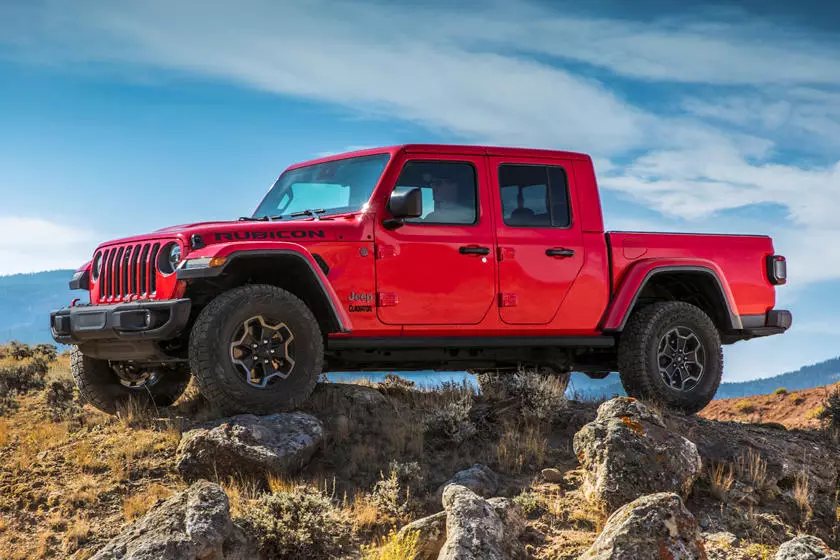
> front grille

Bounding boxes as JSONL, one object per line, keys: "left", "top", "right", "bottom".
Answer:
{"left": 96, "top": 242, "right": 161, "bottom": 301}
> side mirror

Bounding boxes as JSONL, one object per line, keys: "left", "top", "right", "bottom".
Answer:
{"left": 384, "top": 188, "right": 422, "bottom": 229}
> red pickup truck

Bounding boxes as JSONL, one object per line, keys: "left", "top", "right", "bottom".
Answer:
{"left": 51, "top": 144, "right": 791, "bottom": 415}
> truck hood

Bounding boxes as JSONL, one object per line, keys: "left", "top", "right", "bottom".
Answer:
{"left": 94, "top": 212, "right": 369, "bottom": 251}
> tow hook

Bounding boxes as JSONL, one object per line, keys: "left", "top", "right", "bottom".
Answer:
{"left": 70, "top": 298, "right": 80, "bottom": 307}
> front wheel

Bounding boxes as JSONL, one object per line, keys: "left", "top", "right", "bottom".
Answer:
{"left": 617, "top": 301, "right": 723, "bottom": 414}
{"left": 70, "top": 347, "right": 191, "bottom": 414}
{"left": 189, "top": 284, "right": 323, "bottom": 415}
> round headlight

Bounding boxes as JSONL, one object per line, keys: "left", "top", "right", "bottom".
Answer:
{"left": 92, "top": 253, "right": 103, "bottom": 280}
{"left": 158, "top": 243, "right": 182, "bottom": 275}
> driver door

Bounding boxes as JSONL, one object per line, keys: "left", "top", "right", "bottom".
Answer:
{"left": 374, "top": 155, "right": 496, "bottom": 325}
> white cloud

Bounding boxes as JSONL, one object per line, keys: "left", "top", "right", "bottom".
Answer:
{"left": 0, "top": 217, "right": 98, "bottom": 275}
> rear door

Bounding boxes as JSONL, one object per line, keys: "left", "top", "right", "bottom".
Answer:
{"left": 374, "top": 154, "right": 496, "bottom": 325}
{"left": 489, "top": 157, "right": 584, "bottom": 324}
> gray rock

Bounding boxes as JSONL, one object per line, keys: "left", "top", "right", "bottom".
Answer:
{"left": 580, "top": 492, "right": 705, "bottom": 560}
{"left": 438, "top": 485, "right": 525, "bottom": 560}
{"left": 436, "top": 464, "right": 499, "bottom": 499}
{"left": 776, "top": 536, "right": 840, "bottom": 560}
{"left": 91, "top": 480, "right": 259, "bottom": 560}
{"left": 573, "top": 397, "right": 702, "bottom": 512}
{"left": 397, "top": 511, "right": 447, "bottom": 560}
{"left": 541, "top": 467, "right": 564, "bottom": 483}
{"left": 176, "top": 412, "right": 323, "bottom": 482}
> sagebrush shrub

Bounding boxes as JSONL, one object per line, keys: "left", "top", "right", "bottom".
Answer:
{"left": 423, "top": 398, "right": 477, "bottom": 444}
{"left": 45, "top": 378, "right": 79, "bottom": 420}
{"left": 818, "top": 387, "right": 840, "bottom": 434}
{"left": 241, "top": 485, "right": 353, "bottom": 558}
{"left": 370, "top": 460, "right": 423, "bottom": 520}
{"left": 0, "top": 358, "right": 48, "bottom": 394}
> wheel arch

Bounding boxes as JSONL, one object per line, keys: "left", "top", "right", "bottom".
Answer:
{"left": 602, "top": 262, "right": 742, "bottom": 333}
{"left": 179, "top": 249, "right": 352, "bottom": 335}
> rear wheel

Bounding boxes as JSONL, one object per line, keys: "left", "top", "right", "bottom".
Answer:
{"left": 70, "top": 347, "right": 191, "bottom": 414}
{"left": 617, "top": 301, "right": 723, "bottom": 414}
{"left": 189, "top": 284, "right": 323, "bottom": 415}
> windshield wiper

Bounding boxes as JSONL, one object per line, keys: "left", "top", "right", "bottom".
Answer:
{"left": 238, "top": 216, "right": 269, "bottom": 221}
{"left": 288, "top": 209, "right": 326, "bottom": 220}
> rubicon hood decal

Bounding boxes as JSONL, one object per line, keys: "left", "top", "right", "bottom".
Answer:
{"left": 213, "top": 229, "right": 326, "bottom": 241}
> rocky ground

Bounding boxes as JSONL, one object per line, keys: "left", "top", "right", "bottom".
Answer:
{"left": 2, "top": 342, "right": 840, "bottom": 559}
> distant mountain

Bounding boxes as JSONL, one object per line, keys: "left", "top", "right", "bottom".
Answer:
{"left": 0, "top": 269, "right": 82, "bottom": 345}
{"left": 2, "top": 270, "right": 839, "bottom": 402}
{"left": 566, "top": 356, "right": 840, "bottom": 401}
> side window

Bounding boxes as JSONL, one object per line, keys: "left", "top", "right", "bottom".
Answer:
{"left": 392, "top": 161, "right": 478, "bottom": 225}
{"left": 498, "top": 164, "right": 571, "bottom": 228}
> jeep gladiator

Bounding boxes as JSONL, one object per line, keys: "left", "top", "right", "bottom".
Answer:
{"left": 50, "top": 144, "right": 792, "bottom": 414}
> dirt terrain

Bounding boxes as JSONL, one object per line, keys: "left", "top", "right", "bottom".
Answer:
{"left": 2, "top": 343, "right": 840, "bottom": 559}
{"left": 701, "top": 383, "right": 839, "bottom": 430}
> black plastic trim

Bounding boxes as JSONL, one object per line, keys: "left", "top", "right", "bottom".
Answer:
{"left": 69, "top": 269, "right": 90, "bottom": 291}
{"left": 610, "top": 265, "right": 742, "bottom": 332}
{"left": 176, "top": 250, "right": 348, "bottom": 332}
{"left": 50, "top": 299, "right": 191, "bottom": 345}
{"left": 328, "top": 335, "right": 615, "bottom": 350}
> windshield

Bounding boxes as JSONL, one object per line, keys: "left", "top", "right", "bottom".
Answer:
{"left": 253, "top": 153, "right": 391, "bottom": 219}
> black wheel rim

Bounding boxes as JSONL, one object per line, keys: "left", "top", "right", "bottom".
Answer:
{"left": 229, "top": 315, "right": 295, "bottom": 388}
{"left": 657, "top": 326, "right": 705, "bottom": 392}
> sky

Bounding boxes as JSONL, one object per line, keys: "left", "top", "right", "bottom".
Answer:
{"left": 0, "top": 0, "right": 839, "bottom": 381}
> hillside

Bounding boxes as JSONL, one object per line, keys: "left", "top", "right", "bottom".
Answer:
{"left": 0, "top": 270, "right": 81, "bottom": 345}
{"left": 3, "top": 344, "right": 840, "bottom": 559}
{"left": 701, "top": 382, "right": 840, "bottom": 430}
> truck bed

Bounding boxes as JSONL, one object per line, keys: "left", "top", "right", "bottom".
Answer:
{"left": 606, "top": 231, "right": 776, "bottom": 317}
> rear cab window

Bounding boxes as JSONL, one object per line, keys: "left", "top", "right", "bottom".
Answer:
{"left": 498, "top": 164, "right": 571, "bottom": 228}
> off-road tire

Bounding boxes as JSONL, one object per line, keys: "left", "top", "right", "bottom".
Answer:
{"left": 70, "top": 347, "right": 191, "bottom": 414}
{"left": 189, "top": 284, "right": 323, "bottom": 415}
{"left": 474, "top": 368, "right": 571, "bottom": 400}
{"left": 618, "top": 301, "right": 723, "bottom": 415}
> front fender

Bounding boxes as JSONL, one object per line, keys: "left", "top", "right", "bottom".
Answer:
{"left": 176, "top": 241, "right": 352, "bottom": 333}
{"left": 600, "top": 258, "right": 741, "bottom": 331}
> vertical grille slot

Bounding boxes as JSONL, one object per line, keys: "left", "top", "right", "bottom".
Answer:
{"left": 97, "top": 250, "right": 107, "bottom": 300}
{"left": 149, "top": 243, "right": 160, "bottom": 295}
{"left": 129, "top": 245, "right": 139, "bottom": 296}
{"left": 106, "top": 249, "right": 117, "bottom": 299}
{"left": 139, "top": 244, "right": 150, "bottom": 296}
{"left": 114, "top": 247, "right": 125, "bottom": 299}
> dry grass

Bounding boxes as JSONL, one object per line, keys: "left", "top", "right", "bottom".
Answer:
{"left": 0, "top": 420, "right": 8, "bottom": 448}
{"left": 710, "top": 462, "right": 735, "bottom": 500}
{"left": 794, "top": 470, "right": 812, "bottom": 524}
{"left": 734, "top": 400, "right": 756, "bottom": 415}
{"left": 496, "top": 422, "right": 549, "bottom": 473}
{"left": 347, "top": 493, "right": 382, "bottom": 532}
{"left": 361, "top": 528, "right": 419, "bottom": 560}
{"left": 63, "top": 517, "right": 92, "bottom": 554}
{"left": 735, "top": 448, "right": 768, "bottom": 491}
{"left": 123, "top": 483, "right": 173, "bottom": 521}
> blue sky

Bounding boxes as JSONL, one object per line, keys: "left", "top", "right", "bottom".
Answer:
{"left": 1, "top": 0, "right": 839, "bottom": 381}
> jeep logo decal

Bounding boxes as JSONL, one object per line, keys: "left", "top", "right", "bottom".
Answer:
{"left": 214, "top": 230, "right": 326, "bottom": 241}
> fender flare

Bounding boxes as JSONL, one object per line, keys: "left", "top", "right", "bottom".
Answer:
{"left": 601, "top": 259, "right": 742, "bottom": 332}
{"left": 176, "top": 243, "right": 352, "bottom": 333}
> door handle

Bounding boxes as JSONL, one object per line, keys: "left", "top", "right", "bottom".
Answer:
{"left": 459, "top": 246, "right": 490, "bottom": 256}
{"left": 546, "top": 248, "right": 575, "bottom": 257}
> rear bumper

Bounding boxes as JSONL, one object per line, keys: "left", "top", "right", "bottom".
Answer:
{"left": 50, "top": 299, "right": 191, "bottom": 345}
{"left": 737, "top": 309, "right": 792, "bottom": 339}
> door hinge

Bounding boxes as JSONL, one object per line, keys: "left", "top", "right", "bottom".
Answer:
{"left": 375, "top": 245, "right": 399, "bottom": 259}
{"left": 499, "top": 292, "right": 518, "bottom": 307}
{"left": 378, "top": 292, "right": 399, "bottom": 307}
{"left": 498, "top": 247, "right": 516, "bottom": 261}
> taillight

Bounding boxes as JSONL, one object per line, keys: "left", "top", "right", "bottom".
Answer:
{"left": 767, "top": 255, "right": 787, "bottom": 285}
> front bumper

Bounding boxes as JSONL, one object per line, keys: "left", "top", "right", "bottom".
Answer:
{"left": 50, "top": 299, "right": 191, "bottom": 345}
